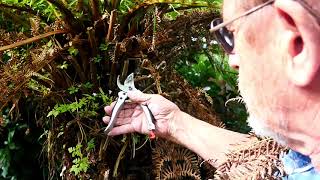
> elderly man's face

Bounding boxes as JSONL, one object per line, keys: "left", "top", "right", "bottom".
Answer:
{"left": 222, "top": 0, "right": 320, "bottom": 170}
{"left": 222, "top": 1, "right": 290, "bottom": 144}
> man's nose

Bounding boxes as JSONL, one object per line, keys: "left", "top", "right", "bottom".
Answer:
{"left": 228, "top": 54, "right": 240, "bottom": 70}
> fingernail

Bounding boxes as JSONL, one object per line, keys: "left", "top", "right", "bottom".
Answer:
{"left": 102, "top": 117, "right": 107, "bottom": 122}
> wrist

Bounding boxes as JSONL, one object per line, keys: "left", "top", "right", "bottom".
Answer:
{"left": 167, "top": 110, "right": 189, "bottom": 143}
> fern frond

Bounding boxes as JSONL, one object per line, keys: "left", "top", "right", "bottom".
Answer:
{"left": 152, "top": 139, "right": 201, "bottom": 180}
{"left": 143, "top": 0, "right": 220, "bottom": 8}
{"left": 25, "top": 71, "right": 54, "bottom": 83}
{"left": 215, "top": 136, "right": 287, "bottom": 179}
{"left": 225, "top": 96, "right": 245, "bottom": 106}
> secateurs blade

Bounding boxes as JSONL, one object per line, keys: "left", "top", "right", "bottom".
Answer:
{"left": 104, "top": 73, "right": 156, "bottom": 139}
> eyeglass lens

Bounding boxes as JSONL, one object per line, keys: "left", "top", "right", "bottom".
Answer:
{"left": 211, "top": 19, "right": 234, "bottom": 54}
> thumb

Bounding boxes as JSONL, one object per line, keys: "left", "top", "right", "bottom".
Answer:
{"left": 127, "top": 90, "right": 152, "bottom": 105}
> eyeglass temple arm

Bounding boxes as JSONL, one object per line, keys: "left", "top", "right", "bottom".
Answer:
{"left": 210, "top": 0, "right": 275, "bottom": 32}
{"left": 210, "top": 0, "right": 320, "bottom": 32}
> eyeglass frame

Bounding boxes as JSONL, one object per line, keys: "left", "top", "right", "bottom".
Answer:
{"left": 210, "top": 0, "right": 320, "bottom": 32}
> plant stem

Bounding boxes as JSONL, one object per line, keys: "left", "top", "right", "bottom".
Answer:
{"left": 113, "top": 139, "right": 128, "bottom": 177}
{"left": 87, "top": 27, "right": 98, "bottom": 89}
{"left": 106, "top": 10, "right": 117, "bottom": 42}
{"left": 89, "top": 0, "right": 101, "bottom": 21}
{"left": 0, "top": 30, "right": 68, "bottom": 52}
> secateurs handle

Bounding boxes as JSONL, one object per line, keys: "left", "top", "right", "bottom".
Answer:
{"left": 104, "top": 91, "right": 128, "bottom": 134}
{"left": 141, "top": 105, "right": 156, "bottom": 139}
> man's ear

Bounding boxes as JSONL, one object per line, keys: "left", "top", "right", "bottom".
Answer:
{"left": 274, "top": 0, "right": 320, "bottom": 86}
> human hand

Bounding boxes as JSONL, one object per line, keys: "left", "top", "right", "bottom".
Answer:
{"left": 102, "top": 90, "right": 181, "bottom": 138}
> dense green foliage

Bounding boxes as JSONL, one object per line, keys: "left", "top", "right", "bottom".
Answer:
{"left": 176, "top": 45, "right": 250, "bottom": 132}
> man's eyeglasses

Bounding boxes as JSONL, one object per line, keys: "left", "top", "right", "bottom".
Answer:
{"left": 210, "top": 0, "right": 320, "bottom": 54}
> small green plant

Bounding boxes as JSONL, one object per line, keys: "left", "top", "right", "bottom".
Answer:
{"left": 86, "top": 138, "right": 95, "bottom": 152}
{"left": 99, "top": 43, "right": 109, "bottom": 51}
{"left": 93, "top": 55, "right": 102, "bottom": 63}
{"left": 68, "top": 86, "right": 80, "bottom": 95}
{"left": 47, "top": 88, "right": 112, "bottom": 118}
{"left": 68, "top": 146, "right": 86, "bottom": 175}
{"left": 68, "top": 47, "right": 79, "bottom": 56}
{"left": 28, "top": 78, "right": 51, "bottom": 95}
{"left": 67, "top": 139, "right": 95, "bottom": 176}
{"left": 47, "top": 97, "right": 88, "bottom": 118}
{"left": 82, "top": 82, "right": 93, "bottom": 89}
{"left": 57, "top": 61, "right": 69, "bottom": 70}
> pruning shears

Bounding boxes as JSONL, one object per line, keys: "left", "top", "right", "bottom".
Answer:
{"left": 104, "top": 73, "right": 156, "bottom": 139}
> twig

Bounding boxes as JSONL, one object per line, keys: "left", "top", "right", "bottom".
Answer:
{"left": 63, "top": 55, "right": 86, "bottom": 82}
{"left": 120, "top": 60, "right": 129, "bottom": 81}
{"left": 135, "top": 137, "right": 148, "bottom": 151}
{"left": 135, "top": 75, "right": 152, "bottom": 82}
{"left": 142, "top": 83, "right": 155, "bottom": 93}
{"left": 98, "top": 137, "right": 109, "bottom": 161}
{"left": 0, "top": 30, "right": 68, "bottom": 52}
{"left": 89, "top": 0, "right": 101, "bottom": 21}
{"left": 87, "top": 27, "right": 98, "bottom": 88}
{"left": 113, "top": 139, "right": 128, "bottom": 177}
{"left": 106, "top": 10, "right": 117, "bottom": 42}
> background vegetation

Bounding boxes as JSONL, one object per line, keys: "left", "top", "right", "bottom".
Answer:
{"left": 0, "top": 0, "right": 249, "bottom": 179}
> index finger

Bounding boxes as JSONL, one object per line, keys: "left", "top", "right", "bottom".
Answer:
{"left": 104, "top": 101, "right": 116, "bottom": 115}
{"left": 104, "top": 102, "right": 139, "bottom": 115}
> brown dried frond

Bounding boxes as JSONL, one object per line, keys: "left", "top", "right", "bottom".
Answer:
{"left": 161, "top": 163, "right": 202, "bottom": 180}
{"left": 47, "top": 19, "right": 67, "bottom": 32}
{"left": 215, "top": 136, "right": 288, "bottom": 180}
{"left": 134, "top": 57, "right": 222, "bottom": 126}
{"left": 30, "top": 17, "right": 41, "bottom": 36}
{"left": 178, "top": 163, "right": 202, "bottom": 179}
{"left": 161, "top": 166, "right": 176, "bottom": 180}
{"left": 155, "top": 10, "right": 218, "bottom": 58}
{"left": 133, "top": 11, "right": 224, "bottom": 127}
{"left": 152, "top": 139, "right": 201, "bottom": 180}
{"left": 161, "top": 71, "right": 222, "bottom": 126}
{"left": 0, "top": 44, "right": 59, "bottom": 110}
{"left": 0, "top": 29, "right": 28, "bottom": 46}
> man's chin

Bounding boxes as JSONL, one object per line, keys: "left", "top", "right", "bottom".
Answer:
{"left": 247, "top": 115, "right": 287, "bottom": 146}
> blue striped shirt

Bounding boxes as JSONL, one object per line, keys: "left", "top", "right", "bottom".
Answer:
{"left": 282, "top": 150, "right": 320, "bottom": 179}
